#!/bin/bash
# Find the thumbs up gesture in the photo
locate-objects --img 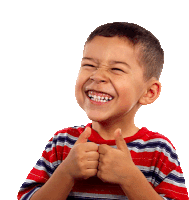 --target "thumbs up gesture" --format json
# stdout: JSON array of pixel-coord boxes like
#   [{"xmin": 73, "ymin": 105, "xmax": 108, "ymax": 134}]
[
  {"xmin": 62, "ymin": 127, "xmax": 99, "ymax": 181},
  {"xmin": 97, "ymin": 129, "xmax": 136, "ymax": 185}
]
